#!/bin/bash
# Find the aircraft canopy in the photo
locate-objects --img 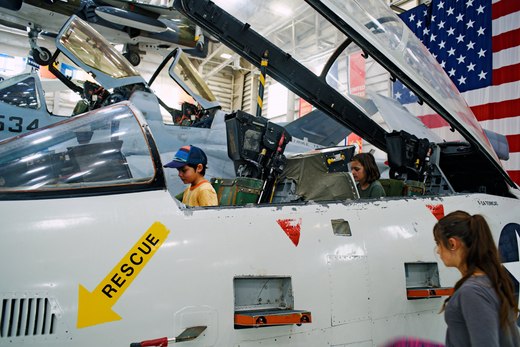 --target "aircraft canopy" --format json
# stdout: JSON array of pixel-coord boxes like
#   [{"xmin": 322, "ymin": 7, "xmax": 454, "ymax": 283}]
[{"xmin": 198, "ymin": 0, "xmax": 510, "ymax": 185}]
